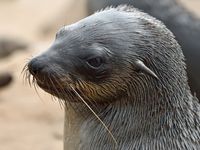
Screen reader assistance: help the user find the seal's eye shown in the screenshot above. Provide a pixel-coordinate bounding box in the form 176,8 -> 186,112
86,57 -> 103,68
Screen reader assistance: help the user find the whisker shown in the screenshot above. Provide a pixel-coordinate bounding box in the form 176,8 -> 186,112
49,75 -> 65,108
49,67 -> 81,111
22,67 -> 30,85
28,74 -> 32,87
21,64 -> 28,76
22,71 -> 28,85
49,70 -> 67,106
33,81 -> 45,103
70,85 -> 118,147
76,80 -> 101,113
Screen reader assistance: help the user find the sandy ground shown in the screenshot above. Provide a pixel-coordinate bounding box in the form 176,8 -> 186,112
0,0 -> 199,150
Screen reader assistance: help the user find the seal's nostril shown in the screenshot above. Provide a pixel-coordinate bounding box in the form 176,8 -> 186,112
28,58 -> 44,76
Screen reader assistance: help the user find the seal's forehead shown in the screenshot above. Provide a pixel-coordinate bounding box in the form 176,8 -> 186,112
57,9 -> 127,34
82,9 -> 127,23
57,22 -> 79,35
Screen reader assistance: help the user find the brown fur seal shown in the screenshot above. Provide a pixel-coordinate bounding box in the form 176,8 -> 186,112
26,5 -> 200,150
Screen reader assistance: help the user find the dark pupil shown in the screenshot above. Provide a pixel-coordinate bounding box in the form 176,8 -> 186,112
87,57 -> 102,68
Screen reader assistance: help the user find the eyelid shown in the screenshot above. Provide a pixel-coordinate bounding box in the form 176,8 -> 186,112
86,55 -> 101,60
86,56 -> 106,64
78,53 -> 103,61
86,56 -> 104,69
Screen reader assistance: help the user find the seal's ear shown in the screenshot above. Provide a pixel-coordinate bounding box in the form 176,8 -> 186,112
134,60 -> 159,79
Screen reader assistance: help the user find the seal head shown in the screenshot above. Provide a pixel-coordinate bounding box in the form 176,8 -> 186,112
26,6 -> 200,150
28,6 -> 161,104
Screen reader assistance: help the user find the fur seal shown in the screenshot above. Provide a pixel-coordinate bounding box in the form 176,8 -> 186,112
26,5 -> 200,150
87,0 -> 200,100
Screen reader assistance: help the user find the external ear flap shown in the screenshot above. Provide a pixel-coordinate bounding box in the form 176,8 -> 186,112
134,60 -> 159,79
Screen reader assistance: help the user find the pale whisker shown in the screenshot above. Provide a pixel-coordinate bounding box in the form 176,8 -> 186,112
70,85 -> 118,148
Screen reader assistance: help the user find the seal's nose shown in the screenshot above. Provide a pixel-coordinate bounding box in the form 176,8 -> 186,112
28,57 -> 45,76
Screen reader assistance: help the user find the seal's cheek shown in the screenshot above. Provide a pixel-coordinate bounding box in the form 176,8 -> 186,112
74,74 -> 128,103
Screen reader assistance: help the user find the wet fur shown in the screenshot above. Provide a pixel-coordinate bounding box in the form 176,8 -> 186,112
25,6 -> 200,150
87,0 -> 200,100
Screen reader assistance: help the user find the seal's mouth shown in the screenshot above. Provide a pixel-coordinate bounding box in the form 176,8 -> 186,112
22,64 -> 79,102
35,77 -> 80,102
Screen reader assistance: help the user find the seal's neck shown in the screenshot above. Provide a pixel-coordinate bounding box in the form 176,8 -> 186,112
63,82 -> 194,150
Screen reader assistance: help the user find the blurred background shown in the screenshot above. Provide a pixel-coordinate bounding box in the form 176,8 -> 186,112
0,0 -> 199,150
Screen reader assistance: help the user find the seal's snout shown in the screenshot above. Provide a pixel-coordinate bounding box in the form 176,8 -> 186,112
28,57 -> 47,77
